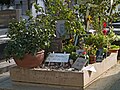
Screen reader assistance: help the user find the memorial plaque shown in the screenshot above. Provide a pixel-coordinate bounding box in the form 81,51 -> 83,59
49,38 -> 62,52
45,53 -> 70,63
72,57 -> 88,70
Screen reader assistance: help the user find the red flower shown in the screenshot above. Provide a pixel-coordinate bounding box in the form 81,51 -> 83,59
103,22 -> 107,28
82,51 -> 87,55
102,29 -> 107,35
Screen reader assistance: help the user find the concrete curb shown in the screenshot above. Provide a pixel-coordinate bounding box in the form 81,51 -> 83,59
0,59 -> 16,74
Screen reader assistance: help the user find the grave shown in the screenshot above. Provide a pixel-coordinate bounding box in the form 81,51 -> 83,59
10,52 -> 118,90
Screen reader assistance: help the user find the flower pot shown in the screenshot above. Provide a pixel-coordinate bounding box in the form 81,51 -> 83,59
14,50 -> 44,68
89,55 -> 96,64
109,49 -> 118,53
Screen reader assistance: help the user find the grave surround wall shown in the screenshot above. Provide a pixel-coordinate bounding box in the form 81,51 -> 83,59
10,52 -> 118,89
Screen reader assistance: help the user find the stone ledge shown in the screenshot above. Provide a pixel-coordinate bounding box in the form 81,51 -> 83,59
0,59 -> 16,74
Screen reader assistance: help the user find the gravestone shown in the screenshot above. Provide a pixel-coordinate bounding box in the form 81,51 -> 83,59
49,38 -> 62,52
45,53 -> 70,63
72,57 -> 88,70
56,20 -> 65,38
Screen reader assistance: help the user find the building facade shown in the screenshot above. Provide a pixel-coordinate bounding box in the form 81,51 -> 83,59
0,0 -> 45,14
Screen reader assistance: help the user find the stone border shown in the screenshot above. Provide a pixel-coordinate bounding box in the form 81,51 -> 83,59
10,52 -> 118,89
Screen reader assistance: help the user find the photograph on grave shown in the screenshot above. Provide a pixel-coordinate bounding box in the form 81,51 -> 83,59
56,20 -> 65,38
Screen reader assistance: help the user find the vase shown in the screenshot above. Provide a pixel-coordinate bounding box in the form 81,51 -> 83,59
89,55 -> 96,64
14,50 -> 44,68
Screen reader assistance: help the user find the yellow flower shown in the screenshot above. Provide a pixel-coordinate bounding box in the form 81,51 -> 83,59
70,38 -> 73,43
88,15 -> 92,23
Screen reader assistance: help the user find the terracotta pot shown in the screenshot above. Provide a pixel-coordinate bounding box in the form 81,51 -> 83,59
89,55 -> 96,64
109,49 -> 118,53
14,50 -> 44,68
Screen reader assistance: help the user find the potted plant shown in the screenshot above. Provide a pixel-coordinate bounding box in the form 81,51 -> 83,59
109,45 -> 120,53
84,33 -> 108,63
84,44 -> 97,64
62,43 -> 79,62
4,9 -> 55,68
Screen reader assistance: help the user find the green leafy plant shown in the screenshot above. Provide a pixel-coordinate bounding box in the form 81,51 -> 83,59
90,46 -> 97,56
109,45 -> 120,50
43,0 -> 85,60
4,7 -> 55,59
103,47 -> 108,53
70,52 -> 79,61
62,44 -> 78,53
45,0 -> 85,39
107,28 -> 118,44
62,44 -> 79,61
77,0 -> 120,31
84,44 -> 97,56
84,33 -> 109,57
95,33 -> 108,48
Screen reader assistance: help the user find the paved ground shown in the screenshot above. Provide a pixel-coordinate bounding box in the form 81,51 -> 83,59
0,64 -> 120,90
86,64 -> 120,90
